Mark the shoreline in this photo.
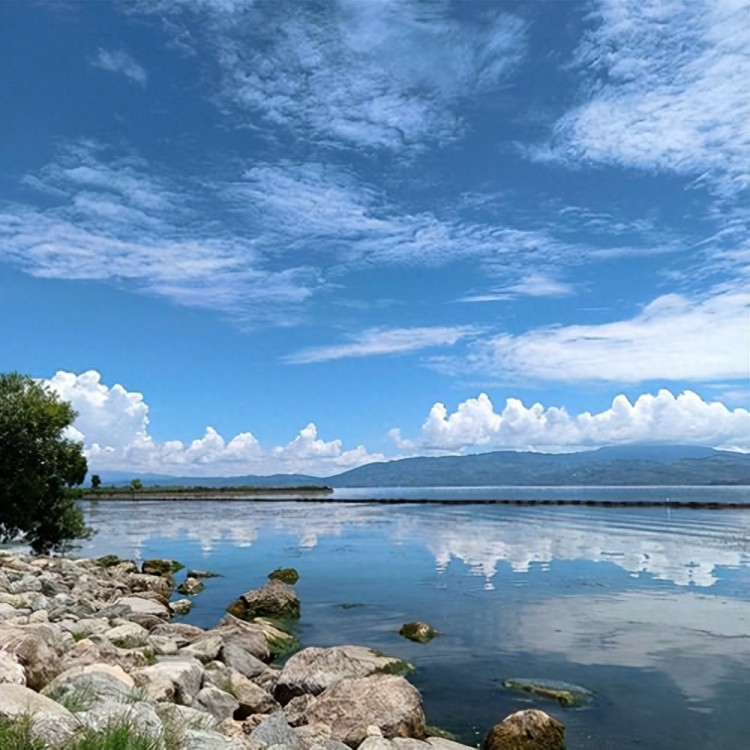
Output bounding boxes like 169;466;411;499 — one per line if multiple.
80;494;750;508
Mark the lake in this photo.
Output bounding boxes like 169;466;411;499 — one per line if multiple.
77;487;750;750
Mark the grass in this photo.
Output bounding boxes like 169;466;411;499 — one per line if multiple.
43;684;98;713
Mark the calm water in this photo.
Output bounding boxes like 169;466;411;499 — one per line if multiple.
77;487;750;750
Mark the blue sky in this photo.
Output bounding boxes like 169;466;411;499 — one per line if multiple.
1;0;748;476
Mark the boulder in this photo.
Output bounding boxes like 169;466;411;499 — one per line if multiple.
182;635;224;663
399;622;438;644
251;709;305;750
41;663;136;706
75;700;164;741
178;577;206;596
132;657;204;705
150;622;207;647
268;567;300;585
114;595;171;621
0;626;61;689
220;640;267;679
0;649;25;685
105;621;150;648
142;558;185;577
228;580;300;621
304;675;426;747
0;682;75;722
194;685;240;722
181;728;249;749
215;615;272;663
483;709;565;750
275;646;412;704
171;598;193;615
228;670;280;718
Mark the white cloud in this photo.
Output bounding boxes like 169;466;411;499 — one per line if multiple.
47;370;384;477
286;325;479;364
172;0;525;152
455;287;749;383
0;143;319;324
391;389;750;453
541;0;750;196
459;273;574;302
92;49;148;85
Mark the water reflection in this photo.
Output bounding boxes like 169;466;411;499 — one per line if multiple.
81;500;750;589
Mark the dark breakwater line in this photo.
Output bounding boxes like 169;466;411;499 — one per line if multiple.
85;495;750;509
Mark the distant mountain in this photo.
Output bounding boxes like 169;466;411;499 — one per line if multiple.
326;444;750;487
90;445;750;488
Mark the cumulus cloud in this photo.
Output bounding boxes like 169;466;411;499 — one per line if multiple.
540;0;750;196
47;371;384;476
391;390;750;453
450;287;749;384
92;49;148;85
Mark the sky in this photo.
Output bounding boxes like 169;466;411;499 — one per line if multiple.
1;0;748;477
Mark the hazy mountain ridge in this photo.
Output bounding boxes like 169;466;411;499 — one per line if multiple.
94;445;750;488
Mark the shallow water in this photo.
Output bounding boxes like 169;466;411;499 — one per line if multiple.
77;490;750;750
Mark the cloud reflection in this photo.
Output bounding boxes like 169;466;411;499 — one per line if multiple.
80;501;749;589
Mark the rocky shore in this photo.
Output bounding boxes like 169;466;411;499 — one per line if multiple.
0;551;565;750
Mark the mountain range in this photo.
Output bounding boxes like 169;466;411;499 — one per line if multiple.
93;444;750;488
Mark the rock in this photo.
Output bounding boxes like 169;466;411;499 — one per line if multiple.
425;739;478;750
75;700;164;741
132;657;204;705
483;709;565;750
125;573;174;604
182;728;249;749
305;675;426;747
268;568;300;585
229;580;300;621
399;622;438;644
41;663;136;705
114;595;171;621
502;678;593;708
0;682;75;722
150;622;207;647
189;570;220;579
194;685;241;721
59;634;150;673
142;558;185;577
149;634;181;656
251;709;305;750
215;615;272;663
229;670;280;719
0;649;25;685
275;646;412;704
182;635;225;663
0;626;62;689
220;640;267;679
157;701;218;732
284;693;316;726
178;577;206;595
105;621;149;648
171;598;193;615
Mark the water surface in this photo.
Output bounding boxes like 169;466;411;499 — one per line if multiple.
78;490;750;750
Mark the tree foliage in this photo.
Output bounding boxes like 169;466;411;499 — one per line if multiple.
0;372;90;553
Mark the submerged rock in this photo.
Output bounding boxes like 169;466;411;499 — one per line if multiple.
142;558;185;577
484;709;565;750
399;622;439;644
502;678;593;708
268;567;300;585
228;580;300;621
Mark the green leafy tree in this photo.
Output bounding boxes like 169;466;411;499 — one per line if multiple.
0;372;90;553
129;478;143;492
91;474;102;491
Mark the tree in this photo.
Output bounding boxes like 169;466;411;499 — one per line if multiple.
91;474;102;491
129;478;143;492
0;372;90;553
